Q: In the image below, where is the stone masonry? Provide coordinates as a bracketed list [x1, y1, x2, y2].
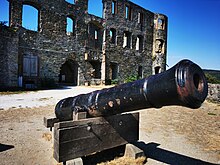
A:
[207, 83, 220, 103]
[0, 0, 167, 88]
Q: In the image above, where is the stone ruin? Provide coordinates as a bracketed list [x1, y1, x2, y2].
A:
[0, 0, 167, 88]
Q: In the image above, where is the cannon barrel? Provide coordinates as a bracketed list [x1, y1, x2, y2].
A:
[55, 59, 208, 121]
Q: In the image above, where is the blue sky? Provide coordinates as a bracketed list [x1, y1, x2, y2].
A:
[1, 0, 219, 70]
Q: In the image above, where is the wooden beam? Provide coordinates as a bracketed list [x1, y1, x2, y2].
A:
[43, 117, 59, 128]
[54, 113, 139, 162]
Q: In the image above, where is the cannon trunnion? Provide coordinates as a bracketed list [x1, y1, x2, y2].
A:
[55, 59, 208, 121]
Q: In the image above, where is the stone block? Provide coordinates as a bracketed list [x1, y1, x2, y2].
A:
[66, 158, 83, 165]
[124, 143, 145, 159]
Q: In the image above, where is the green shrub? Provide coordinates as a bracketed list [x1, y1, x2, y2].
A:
[205, 73, 220, 84]
[125, 75, 138, 83]
[111, 79, 119, 85]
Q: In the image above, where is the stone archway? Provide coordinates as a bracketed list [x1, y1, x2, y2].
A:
[59, 60, 78, 86]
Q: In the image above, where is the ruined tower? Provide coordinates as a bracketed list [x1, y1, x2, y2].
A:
[152, 14, 168, 74]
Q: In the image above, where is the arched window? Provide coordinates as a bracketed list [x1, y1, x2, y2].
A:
[66, 17, 75, 35]
[65, 0, 75, 4]
[22, 5, 38, 31]
[0, 0, 9, 26]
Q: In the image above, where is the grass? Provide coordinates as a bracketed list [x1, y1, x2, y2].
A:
[38, 97, 53, 101]
[207, 112, 217, 116]
[0, 87, 38, 95]
[97, 156, 146, 165]
[0, 91, 29, 95]
[42, 133, 52, 141]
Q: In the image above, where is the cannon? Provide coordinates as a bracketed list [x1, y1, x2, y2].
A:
[47, 59, 208, 163]
[55, 59, 208, 121]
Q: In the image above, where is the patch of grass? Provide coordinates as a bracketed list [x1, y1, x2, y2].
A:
[0, 91, 29, 95]
[111, 79, 119, 85]
[125, 75, 138, 83]
[38, 97, 53, 101]
[208, 112, 217, 116]
[42, 133, 52, 141]
[0, 87, 39, 95]
[98, 156, 146, 165]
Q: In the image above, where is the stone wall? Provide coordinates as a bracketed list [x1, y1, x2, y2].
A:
[0, 26, 19, 88]
[0, 0, 168, 88]
[207, 83, 220, 103]
[102, 0, 167, 83]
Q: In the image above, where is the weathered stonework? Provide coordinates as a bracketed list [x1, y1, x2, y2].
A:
[0, 26, 19, 87]
[0, 0, 167, 88]
[207, 83, 220, 103]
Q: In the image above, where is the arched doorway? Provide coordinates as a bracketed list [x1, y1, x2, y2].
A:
[59, 60, 78, 86]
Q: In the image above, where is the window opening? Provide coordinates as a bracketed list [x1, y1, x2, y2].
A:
[138, 12, 143, 24]
[22, 5, 38, 31]
[158, 19, 164, 30]
[66, 17, 75, 35]
[112, 1, 116, 14]
[138, 66, 143, 79]
[125, 6, 132, 20]
[95, 30, 98, 40]
[123, 31, 131, 48]
[155, 66, 161, 74]
[110, 28, 116, 44]
[89, 61, 101, 79]
[65, 0, 75, 4]
[125, 6, 129, 19]
[136, 35, 143, 51]
[110, 63, 118, 80]
[0, 0, 9, 26]
[155, 39, 164, 53]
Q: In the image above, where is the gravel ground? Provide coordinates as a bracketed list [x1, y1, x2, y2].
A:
[0, 87, 220, 165]
[0, 86, 97, 110]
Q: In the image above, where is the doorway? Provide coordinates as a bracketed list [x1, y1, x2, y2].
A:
[59, 60, 78, 86]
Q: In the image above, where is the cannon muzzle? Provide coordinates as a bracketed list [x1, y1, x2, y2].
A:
[55, 59, 208, 121]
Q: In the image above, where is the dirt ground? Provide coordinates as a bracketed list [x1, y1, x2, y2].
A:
[0, 101, 220, 165]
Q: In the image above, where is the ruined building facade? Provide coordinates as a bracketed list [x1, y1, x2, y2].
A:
[0, 0, 167, 88]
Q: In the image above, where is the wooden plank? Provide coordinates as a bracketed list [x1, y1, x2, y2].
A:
[43, 117, 59, 128]
[54, 113, 139, 162]
[44, 112, 87, 128]
[73, 112, 87, 121]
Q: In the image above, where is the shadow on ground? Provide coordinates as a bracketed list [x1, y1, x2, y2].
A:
[0, 143, 14, 152]
[133, 142, 218, 165]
